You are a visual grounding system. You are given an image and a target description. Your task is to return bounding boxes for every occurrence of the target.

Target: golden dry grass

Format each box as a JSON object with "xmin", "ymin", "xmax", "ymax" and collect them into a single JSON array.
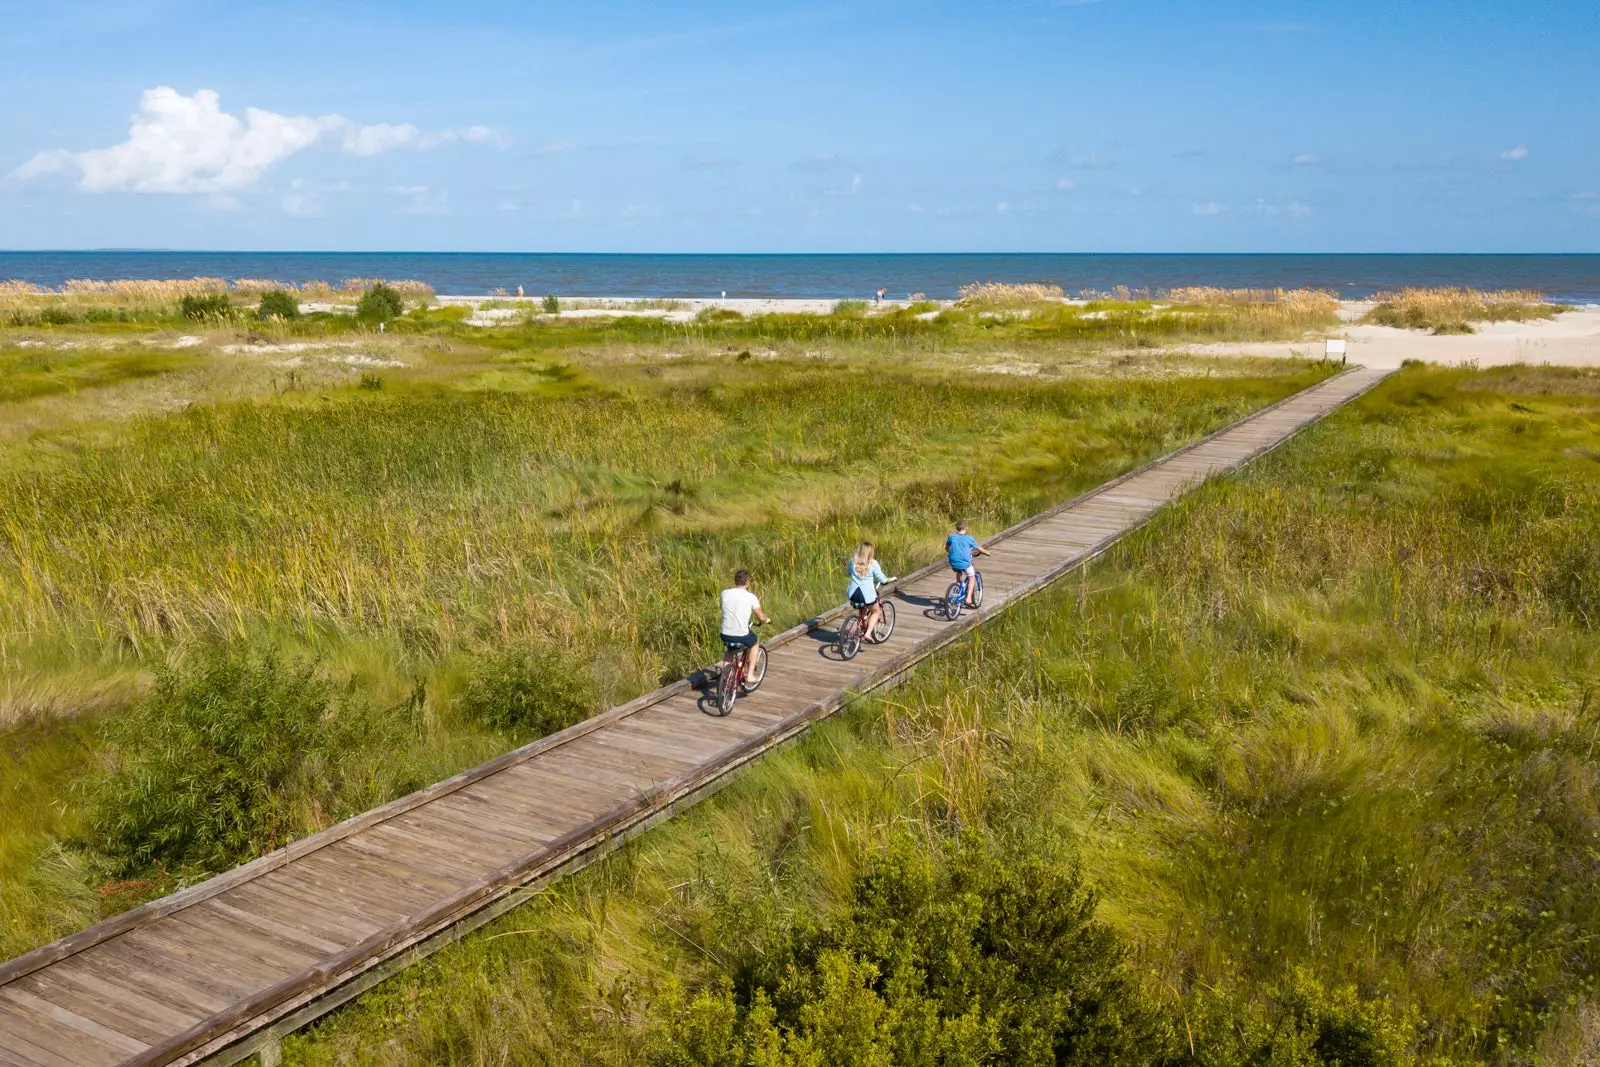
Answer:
[
  {"xmin": 1366, "ymin": 287, "xmax": 1558, "ymax": 332},
  {"xmin": 957, "ymin": 281, "xmax": 1067, "ymax": 307},
  {"xmin": 1166, "ymin": 287, "xmax": 1339, "ymax": 315}
]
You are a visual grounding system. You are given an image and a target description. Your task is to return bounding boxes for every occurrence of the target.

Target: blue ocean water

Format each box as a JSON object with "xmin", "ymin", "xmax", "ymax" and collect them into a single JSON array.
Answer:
[{"xmin": 2, "ymin": 252, "xmax": 1597, "ymax": 304}]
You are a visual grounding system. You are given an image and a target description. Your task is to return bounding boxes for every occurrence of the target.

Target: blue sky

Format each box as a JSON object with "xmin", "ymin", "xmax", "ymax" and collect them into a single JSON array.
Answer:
[{"xmin": 2, "ymin": 0, "xmax": 1596, "ymax": 252}]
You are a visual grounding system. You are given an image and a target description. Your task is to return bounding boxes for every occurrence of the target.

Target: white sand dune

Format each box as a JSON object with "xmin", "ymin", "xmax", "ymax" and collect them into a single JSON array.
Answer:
[{"xmin": 1185, "ymin": 306, "xmax": 1600, "ymax": 369}]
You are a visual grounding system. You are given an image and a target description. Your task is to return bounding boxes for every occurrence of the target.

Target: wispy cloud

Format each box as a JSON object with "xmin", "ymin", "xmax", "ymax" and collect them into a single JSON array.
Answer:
[
  {"xmin": 6, "ymin": 87, "xmax": 498, "ymax": 194},
  {"xmin": 281, "ymin": 177, "xmax": 351, "ymax": 217},
  {"xmin": 1056, "ymin": 177, "xmax": 1077, "ymax": 190},
  {"xmin": 1192, "ymin": 201, "xmax": 1226, "ymax": 216},
  {"xmin": 1049, "ymin": 147, "xmax": 1117, "ymax": 170},
  {"xmin": 683, "ymin": 154, "xmax": 740, "ymax": 170},
  {"xmin": 789, "ymin": 153, "xmax": 842, "ymax": 173},
  {"xmin": 1498, "ymin": 145, "xmax": 1529, "ymax": 161},
  {"xmin": 388, "ymin": 184, "xmax": 449, "ymax": 215},
  {"xmin": 1290, "ymin": 153, "xmax": 1322, "ymax": 166},
  {"xmin": 822, "ymin": 173, "xmax": 864, "ymax": 197}
]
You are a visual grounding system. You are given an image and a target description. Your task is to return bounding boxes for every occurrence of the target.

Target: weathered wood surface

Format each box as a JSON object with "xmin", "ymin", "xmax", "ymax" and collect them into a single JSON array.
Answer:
[{"xmin": 0, "ymin": 367, "xmax": 1391, "ymax": 1066}]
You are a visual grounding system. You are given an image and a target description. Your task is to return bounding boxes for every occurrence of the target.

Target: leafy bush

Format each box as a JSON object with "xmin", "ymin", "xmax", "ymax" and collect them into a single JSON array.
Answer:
[
  {"xmin": 457, "ymin": 643, "xmax": 596, "ymax": 736},
  {"xmin": 542, "ymin": 293, "xmax": 561, "ymax": 314},
  {"xmin": 654, "ymin": 839, "xmax": 1161, "ymax": 1066},
  {"xmin": 257, "ymin": 289, "xmax": 300, "ymax": 320},
  {"xmin": 694, "ymin": 306, "xmax": 744, "ymax": 324},
  {"xmin": 652, "ymin": 838, "xmax": 1416, "ymax": 1067},
  {"xmin": 831, "ymin": 299, "xmax": 869, "ymax": 317},
  {"xmin": 179, "ymin": 293, "xmax": 231, "ymax": 321},
  {"xmin": 86, "ymin": 651, "xmax": 418, "ymax": 875},
  {"xmin": 356, "ymin": 283, "xmax": 405, "ymax": 324},
  {"xmin": 1177, "ymin": 970, "xmax": 1417, "ymax": 1067}
]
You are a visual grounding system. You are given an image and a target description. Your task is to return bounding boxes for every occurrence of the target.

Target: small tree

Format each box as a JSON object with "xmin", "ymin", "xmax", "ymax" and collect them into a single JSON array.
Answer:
[
  {"xmin": 257, "ymin": 290, "xmax": 300, "ymax": 320},
  {"xmin": 356, "ymin": 283, "xmax": 405, "ymax": 324},
  {"xmin": 542, "ymin": 293, "xmax": 561, "ymax": 315}
]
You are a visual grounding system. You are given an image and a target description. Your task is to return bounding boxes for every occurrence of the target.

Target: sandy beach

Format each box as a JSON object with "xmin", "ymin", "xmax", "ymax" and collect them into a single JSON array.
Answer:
[{"xmin": 1187, "ymin": 303, "xmax": 1600, "ymax": 370}]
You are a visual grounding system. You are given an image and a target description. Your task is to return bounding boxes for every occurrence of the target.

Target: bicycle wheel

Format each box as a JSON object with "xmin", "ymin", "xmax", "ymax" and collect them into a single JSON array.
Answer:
[
  {"xmin": 741, "ymin": 646, "xmax": 768, "ymax": 693},
  {"xmin": 944, "ymin": 583, "xmax": 964, "ymax": 620},
  {"xmin": 872, "ymin": 600, "xmax": 896, "ymax": 643},
  {"xmin": 971, "ymin": 573, "xmax": 984, "ymax": 609},
  {"xmin": 716, "ymin": 660, "xmax": 740, "ymax": 715},
  {"xmin": 839, "ymin": 615, "xmax": 863, "ymax": 660}
]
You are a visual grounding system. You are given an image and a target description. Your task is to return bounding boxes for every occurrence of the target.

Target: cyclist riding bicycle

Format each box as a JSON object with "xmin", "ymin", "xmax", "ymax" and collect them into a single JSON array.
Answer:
[
  {"xmin": 945, "ymin": 520, "xmax": 990, "ymax": 607},
  {"xmin": 845, "ymin": 541, "xmax": 892, "ymax": 643},
  {"xmin": 720, "ymin": 568, "xmax": 771, "ymax": 664}
]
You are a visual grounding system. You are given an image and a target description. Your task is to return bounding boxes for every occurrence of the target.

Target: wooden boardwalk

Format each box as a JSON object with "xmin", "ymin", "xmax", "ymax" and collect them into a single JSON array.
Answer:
[{"xmin": 0, "ymin": 366, "xmax": 1391, "ymax": 1067}]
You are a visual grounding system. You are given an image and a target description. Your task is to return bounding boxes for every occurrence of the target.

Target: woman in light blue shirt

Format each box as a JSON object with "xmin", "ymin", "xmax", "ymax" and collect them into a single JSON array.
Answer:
[{"xmin": 845, "ymin": 541, "xmax": 893, "ymax": 642}]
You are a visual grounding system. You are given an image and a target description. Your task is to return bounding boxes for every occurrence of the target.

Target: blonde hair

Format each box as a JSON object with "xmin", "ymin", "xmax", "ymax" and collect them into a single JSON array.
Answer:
[{"xmin": 852, "ymin": 541, "xmax": 876, "ymax": 579}]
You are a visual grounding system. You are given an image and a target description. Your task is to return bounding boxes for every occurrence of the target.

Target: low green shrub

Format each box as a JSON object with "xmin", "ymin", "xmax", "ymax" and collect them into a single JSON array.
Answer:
[
  {"xmin": 356, "ymin": 283, "xmax": 405, "ymax": 324},
  {"xmin": 179, "ymin": 293, "xmax": 232, "ymax": 321},
  {"xmin": 85, "ymin": 651, "xmax": 419, "ymax": 875},
  {"xmin": 542, "ymin": 293, "xmax": 561, "ymax": 315},
  {"xmin": 694, "ymin": 307, "xmax": 744, "ymax": 324},
  {"xmin": 457, "ymin": 643, "xmax": 597, "ymax": 736},
  {"xmin": 652, "ymin": 837, "xmax": 1417, "ymax": 1067},
  {"xmin": 653, "ymin": 838, "xmax": 1162, "ymax": 1066},
  {"xmin": 831, "ymin": 299, "xmax": 869, "ymax": 317},
  {"xmin": 258, "ymin": 290, "xmax": 300, "ymax": 320}
]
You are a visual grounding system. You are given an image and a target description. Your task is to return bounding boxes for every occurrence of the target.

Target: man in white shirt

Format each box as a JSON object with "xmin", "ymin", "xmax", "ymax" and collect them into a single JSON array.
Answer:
[{"xmin": 719, "ymin": 568, "xmax": 771, "ymax": 665}]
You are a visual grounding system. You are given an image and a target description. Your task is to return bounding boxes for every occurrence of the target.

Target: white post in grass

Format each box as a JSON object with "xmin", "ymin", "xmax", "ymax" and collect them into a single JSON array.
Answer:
[{"xmin": 1325, "ymin": 338, "xmax": 1347, "ymax": 365}]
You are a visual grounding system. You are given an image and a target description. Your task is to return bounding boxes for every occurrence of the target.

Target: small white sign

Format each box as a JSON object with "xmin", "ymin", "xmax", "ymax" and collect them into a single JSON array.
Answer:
[{"xmin": 1325, "ymin": 339, "xmax": 1347, "ymax": 356}]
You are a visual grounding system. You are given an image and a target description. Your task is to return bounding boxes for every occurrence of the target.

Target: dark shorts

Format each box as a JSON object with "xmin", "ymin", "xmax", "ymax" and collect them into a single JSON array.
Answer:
[
  {"xmin": 848, "ymin": 588, "xmax": 873, "ymax": 609},
  {"xmin": 721, "ymin": 632, "xmax": 758, "ymax": 650}
]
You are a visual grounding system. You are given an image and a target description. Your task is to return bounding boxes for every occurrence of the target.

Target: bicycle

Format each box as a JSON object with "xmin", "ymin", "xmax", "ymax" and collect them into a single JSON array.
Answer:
[
  {"xmin": 942, "ymin": 569, "xmax": 984, "ymax": 620},
  {"xmin": 714, "ymin": 624, "xmax": 767, "ymax": 715},
  {"xmin": 838, "ymin": 578, "xmax": 898, "ymax": 660}
]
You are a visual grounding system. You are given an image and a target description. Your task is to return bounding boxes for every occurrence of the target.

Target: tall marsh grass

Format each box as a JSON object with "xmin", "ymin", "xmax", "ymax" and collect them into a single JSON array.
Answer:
[
  {"xmin": 285, "ymin": 365, "xmax": 1600, "ymax": 1065},
  {"xmin": 0, "ymin": 357, "xmax": 1320, "ymax": 957}
]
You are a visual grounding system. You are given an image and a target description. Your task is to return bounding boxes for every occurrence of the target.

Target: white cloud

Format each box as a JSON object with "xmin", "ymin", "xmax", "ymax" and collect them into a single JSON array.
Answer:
[
  {"xmin": 1192, "ymin": 201, "xmax": 1226, "ymax": 216},
  {"xmin": 387, "ymin": 184, "xmax": 449, "ymax": 215},
  {"xmin": 683, "ymin": 154, "xmax": 740, "ymax": 170},
  {"xmin": 996, "ymin": 201, "xmax": 1010, "ymax": 214},
  {"xmin": 281, "ymin": 177, "xmax": 351, "ymax": 217},
  {"xmin": 1050, "ymin": 147, "xmax": 1117, "ymax": 170},
  {"xmin": 1290, "ymin": 153, "xmax": 1322, "ymax": 166},
  {"xmin": 1056, "ymin": 177, "xmax": 1077, "ymax": 190},
  {"xmin": 790, "ymin": 153, "xmax": 842, "ymax": 173},
  {"xmin": 822, "ymin": 173, "xmax": 864, "ymax": 197},
  {"xmin": 1499, "ymin": 145, "xmax": 1529, "ymax": 161},
  {"xmin": 6, "ymin": 87, "xmax": 498, "ymax": 194}
]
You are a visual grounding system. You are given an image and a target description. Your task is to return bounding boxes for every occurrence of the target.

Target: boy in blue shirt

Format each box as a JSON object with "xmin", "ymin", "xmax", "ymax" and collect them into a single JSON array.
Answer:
[{"xmin": 944, "ymin": 520, "xmax": 990, "ymax": 607}]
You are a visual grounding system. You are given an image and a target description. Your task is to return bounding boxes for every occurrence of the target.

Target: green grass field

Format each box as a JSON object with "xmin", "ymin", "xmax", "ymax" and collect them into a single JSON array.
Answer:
[
  {"xmin": 276, "ymin": 364, "xmax": 1600, "ymax": 1066},
  {"xmin": 0, "ymin": 302, "xmax": 1327, "ymax": 967}
]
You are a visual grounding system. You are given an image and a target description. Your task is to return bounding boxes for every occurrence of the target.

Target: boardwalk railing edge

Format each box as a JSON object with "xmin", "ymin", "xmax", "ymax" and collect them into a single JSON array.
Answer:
[{"xmin": 1, "ymin": 365, "xmax": 1390, "ymax": 1065}]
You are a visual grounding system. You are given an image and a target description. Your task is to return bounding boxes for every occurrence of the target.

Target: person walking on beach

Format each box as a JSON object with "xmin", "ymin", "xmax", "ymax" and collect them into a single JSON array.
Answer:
[{"xmin": 876, "ymin": 287, "xmax": 887, "ymax": 304}]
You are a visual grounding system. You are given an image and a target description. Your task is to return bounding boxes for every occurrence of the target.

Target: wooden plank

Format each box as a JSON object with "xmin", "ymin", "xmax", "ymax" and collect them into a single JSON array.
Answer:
[
  {"xmin": 16, "ymin": 968, "xmax": 200, "ymax": 1044},
  {"xmin": 0, "ymin": 987, "xmax": 146, "ymax": 1059},
  {"xmin": 0, "ymin": 995, "xmax": 121, "ymax": 1067}
]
